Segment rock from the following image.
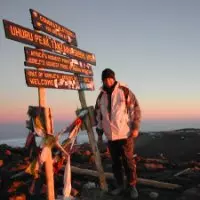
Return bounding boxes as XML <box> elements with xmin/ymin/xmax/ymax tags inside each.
<box><xmin>8</xmin><ymin>181</ymin><xmax>25</xmax><ymax>193</ymax></box>
<box><xmin>84</xmin><ymin>150</ymin><xmax>91</xmax><ymax>156</ymax></box>
<box><xmin>89</xmin><ymin>155</ymin><xmax>95</xmax><ymax>164</ymax></box>
<box><xmin>5</xmin><ymin>149</ymin><xmax>12</xmax><ymax>156</ymax></box>
<box><xmin>0</xmin><ymin>159</ymin><xmax>4</xmax><ymax>167</ymax></box>
<box><xmin>144</xmin><ymin>163</ymin><xmax>165</xmax><ymax>171</ymax></box>
<box><xmin>9</xmin><ymin>193</ymin><xmax>26</xmax><ymax>200</ymax></box>
<box><xmin>149</xmin><ymin>191</ymin><xmax>159</xmax><ymax>199</ymax></box>
<box><xmin>71</xmin><ymin>188</ymin><xmax>79</xmax><ymax>196</ymax></box>
<box><xmin>177</xmin><ymin>187</ymin><xmax>200</xmax><ymax>200</ymax></box>
<box><xmin>83</xmin><ymin>181</ymin><xmax>96</xmax><ymax>189</ymax></box>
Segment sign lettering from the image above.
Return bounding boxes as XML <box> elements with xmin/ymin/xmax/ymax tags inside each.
<box><xmin>30</xmin><ymin>9</ymin><xmax>77</xmax><ymax>46</ymax></box>
<box><xmin>25</xmin><ymin>69</ymin><xmax>94</xmax><ymax>90</ymax></box>
<box><xmin>3</xmin><ymin>20</ymin><xmax>96</xmax><ymax>65</ymax></box>
<box><xmin>24</xmin><ymin>47</ymin><xmax>93</xmax><ymax>76</ymax></box>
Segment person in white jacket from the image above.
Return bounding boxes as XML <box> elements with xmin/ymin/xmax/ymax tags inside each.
<box><xmin>95</xmin><ymin>68</ymin><xmax>141</xmax><ymax>199</ymax></box>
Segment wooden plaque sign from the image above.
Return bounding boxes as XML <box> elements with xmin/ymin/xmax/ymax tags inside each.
<box><xmin>25</xmin><ymin>69</ymin><xmax>94</xmax><ymax>90</ymax></box>
<box><xmin>78</xmin><ymin>76</ymin><xmax>95</xmax><ymax>90</ymax></box>
<box><xmin>3</xmin><ymin>20</ymin><xmax>96</xmax><ymax>65</ymax></box>
<box><xmin>24</xmin><ymin>47</ymin><xmax>93</xmax><ymax>76</ymax></box>
<box><xmin>30</xmin><ymin>9</ymin><xmax>77</xmax><ymax>46</ymax></box>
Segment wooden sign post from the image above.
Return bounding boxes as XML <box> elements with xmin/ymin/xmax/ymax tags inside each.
<box><xmin>78</xmin><ymin>89</ymin><xmax>108</xmax><ymax>191</ymax></box>
<box><xmin>37</xmin><ymin>56</ymin><xmax>55</xmax><ymax>200</ymax></box>
<box><xmin>43</xmin><ymin>105</ymin><xmax>55</xmax><ymax>200</ymax></box>
<box><xmin>3</xmin><ymin>8</ymin><xmax>108</xmax><ymax>199</ymax></box>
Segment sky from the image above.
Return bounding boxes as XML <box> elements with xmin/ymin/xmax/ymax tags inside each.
<box><xmin>0</xmin><ymin>0</ymin><xmax>200</xmax><ymax>138</ymax></box>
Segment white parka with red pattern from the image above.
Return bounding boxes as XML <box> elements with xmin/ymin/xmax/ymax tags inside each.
<box><xmin>95</xmin><ymin>82</ymin><xmax>141</xmax><ymax>141</ymax></box>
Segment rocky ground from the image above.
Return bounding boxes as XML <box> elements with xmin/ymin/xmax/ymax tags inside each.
<box><xmin>0</xmin><ymin>128</ymin><xmax>200</xmax><ymax>200</ymax></box>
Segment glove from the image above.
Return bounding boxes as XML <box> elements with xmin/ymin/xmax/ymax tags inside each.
<box><xmin>129</xmin><ymin>129</ymin><xmax>139</xmax><ymax>138</ymax></box>
<box><xmin>96</xmin><ymin>128</ymin><xmax>104</xmax><ymax>136</ymax></box>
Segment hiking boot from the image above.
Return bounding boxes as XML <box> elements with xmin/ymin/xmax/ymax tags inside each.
<box><xmin>110</xmin><ymin>186</ymin><xmax>124</xmax><ymax>196</ymax></box>
<box><xmin>130</xmin><ymin>186</ymin><xmax>138</xmax><ymax>199</ymax></box>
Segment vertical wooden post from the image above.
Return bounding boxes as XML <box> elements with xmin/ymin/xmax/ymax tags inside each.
<box><xmin>35</xmin><ymin>19</ymin><xmax>55</xmax><ymax>196</ymax></box>
<box><xmin>38</xmin><ymin>87</ymin><xmax>55</xmax><ymax>200</ymax></box>
<box><xmin>38</xmin><ymin>88</ymin><xmax>46</xmax><ymax>107</ymax></box>
<box><xmin>78</xmin><ymin>90</ymin><xmax>108</xmax><ymax>191</ymax></box>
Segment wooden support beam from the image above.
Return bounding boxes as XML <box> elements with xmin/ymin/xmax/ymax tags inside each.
<box><xmin>174</xmin><ymin>168</ymin><xmax>191</xmax><ymax>177</ymax></box>
<box><xmin>77</xmin><ymin>90</ymin><xmax>108</xmax><ymax>191</ymax></box>
<box><xmin>11</xmin><ymin>165</ymin><xmax>182</xmax><ymax>190</ymax></box>
<box><xmin>71</xmin><ymin>166</ymin><xmax>182</xmax><ymax>190</ymax></box>
<box><xmin>38</xmin><ymin>63</ymin><xmax>55</xmax><ymax>199</ymax></box>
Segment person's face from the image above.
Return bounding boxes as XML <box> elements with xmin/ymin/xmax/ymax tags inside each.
<box><xmin>103</xmin><ymin>78</ymin><xmax>115</xmax><ymax>88</ymax></box>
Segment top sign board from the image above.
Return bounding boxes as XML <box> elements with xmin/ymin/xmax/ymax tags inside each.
<box><xmin>3</xmin><ymin>20</ymin><xmax>96</xmax><ymax>65</ymax></box>
<box><xmin>30</xmin><ymin>9</ymin><xmax>77</xmax><ymax>46</ymax></box>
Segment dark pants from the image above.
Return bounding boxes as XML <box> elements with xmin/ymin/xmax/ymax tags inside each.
<box><xmin>108</xmin><ymin>137</ymin><xmax>137</xmax><ymax>187</ymax></box>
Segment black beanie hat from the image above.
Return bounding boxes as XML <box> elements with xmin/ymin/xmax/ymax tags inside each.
<box><xmin>101</xmin><ymin>68</ymin><xmax>115</xmax><ymax>81</ymax></box>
